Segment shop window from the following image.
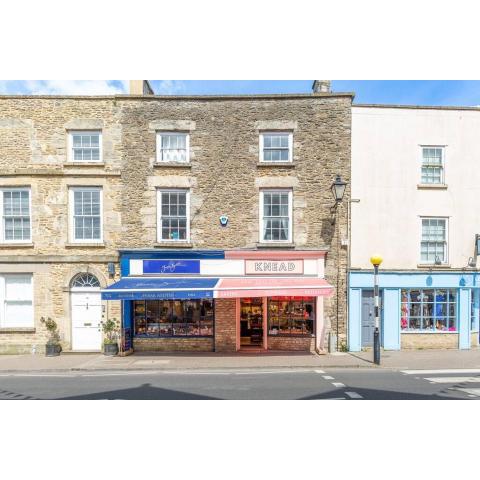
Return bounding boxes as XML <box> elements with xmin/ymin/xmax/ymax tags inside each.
<box><xmin>421</xmin><ymin>146</ymin><xmax>444</xmax><ymax>184</ymax></box>
<box><xmin>260</xmin><ymin>190</ymin><xmax>292</xmax><ymax>243</ymax></box>
<box><xmin>157</xmin><ymin>189</ymin><xmax>190</xmax><ymax>242</ymax></box>
<box><xmin>471</xmin><ymin>291</ymin><xmax>478</xmax><ymax>331</ymax></box>
<box><xmin>420</xmin><ymin>218</ymin><xmax>447</xmax><ymax>264</ymax></box>
<box><xmin>133</xmin><ymin>299</ymin><xmax>214</xmax><ymax>337</ymax></box>
<box><xmin>69</xmin><ymin>187</ymin><xmax>103</xmax><ymax>242</ymax></box>
<box><xmin>0</xmin><ymin>188</ymin><xmax>31</xmax><ymax>243</ymax></box>
<box><xmin>259</xmin><ymin>132</ymin><xmax>293</xmax><ymax>162</ymax></box>
<box><xmin>156</xmin><ymin>132</ymin><xmax>189</xmax><ymax>163</ymax></box>
<box><xmin>69</xmin><ymin>131</ymin><xmax>102</xmax><ymax>162</ymax></box>
<box><xmin>400</xmin><ymin>289</ymin><xmax>457</xmax><ymax>332</ymax></box>
<box><xmin>268</xmin><ymin>297</ymin><xmax>315</xmax><ymax>336</ymax></box>
<box><xmin>0</xmin><ymin>274</ymin><xmax>34</xmax><ymax>328</ymax></box>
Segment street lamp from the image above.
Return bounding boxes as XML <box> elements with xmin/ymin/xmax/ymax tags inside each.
<box><xmin>331</xmin><ymin>175</ymin><xmax>347</xmax><ymax>203</ymax></box>
<box><xmin>370</xmin><ymin>255</ymin><xmax>383</xmax><ymax>365</ymax></box>
<box><xmin>330</xmin><ymin>175</ymin><xmax>347</xmax><ymax>352</ymax></box>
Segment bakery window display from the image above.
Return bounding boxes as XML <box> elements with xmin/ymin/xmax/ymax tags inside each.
<box><xmin>134</xmin><ymin>299</ymin><xmax>215</xmax><ymax>337</ymax></box>
<box><xmin>268</xmin><ymin>297</ymin><xmax>315</xmax><ymax>336</ymax></box>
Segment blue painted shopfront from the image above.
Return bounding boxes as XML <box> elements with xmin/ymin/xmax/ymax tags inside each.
<box><xmin>116</xmin><ymin>250</ymin><xmax>226</xmax><ymax>351</ymax></box>
<box><xmin>348</xmin><ymin>271</ymin><xmax>480</xmax><ymax>351</ymax></box>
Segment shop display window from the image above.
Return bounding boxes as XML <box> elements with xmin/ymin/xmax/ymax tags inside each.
<box><xmin>400</xmin><ymin>289</ymin><xmax>457</xmax><ymax>332</ymax></box>
<box><xmin>268</xmin><ymin>297</ymin><xmax>315</xmax><ymax>336</ymax></box>
<box><xmin>134</xmin><ymin>299</ymin><xmax>214</xmax><ymax>337</ymax></box>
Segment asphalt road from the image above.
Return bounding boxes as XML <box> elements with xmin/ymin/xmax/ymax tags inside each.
<box><xmin>1</xmin><ymin>367</ymin><xmax>480</xmax><ymax>400</ymax></box>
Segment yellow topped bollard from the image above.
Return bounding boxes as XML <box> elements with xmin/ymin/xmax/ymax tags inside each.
<box><xmin>370</xmin><ymin>255</ymin><xmax>383</xmax><ymax>267</ymax></box>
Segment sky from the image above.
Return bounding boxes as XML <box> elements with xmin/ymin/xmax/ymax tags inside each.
<box><xmin>0</xmin><ymin>80</ymin><xmax>479</xmax><ymax>106</ymax></box>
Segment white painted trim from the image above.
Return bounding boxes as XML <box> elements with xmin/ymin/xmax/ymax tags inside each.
<box><xmin>67</xmin><ymin>130</ymin><xmax>103</xmax><ymax>163</ymax></box>
<box><xmin>68</xmin><ymin>186</ymin><xmax>104</xmax><ymax>244</ymax></box>
<box><xmin>259</xmin><ymin>131</ymin><xmax>293</xmax><ymax>163</ymax></box>
<box><xmin>259</xmin><ymin>189</ymin><xmax>293</xmax><ymax>244</ymax></box>
<box><xmin>0</xmin><ymin>273</ymin><xmax>34</xmax><ymax>328</ymax></box>
<box><xmin>156</xmin><ymin>132</ymin><xmax>190</xmax><ymax>163</ymax></box>
<box><xmin>419</xmin><ymin>216</ymin><xmax>449</xmax><ymax>265</ymax></box>
<box><xmin>156</xmin><ymin>188</ymin><xmax>191</xmax><ymax>243</ymax></box>
<box><xmin>419</xmin><ymin>145</ymin><xmax>445</xmax><ymax>185</ymax></box>
<box><xmin>0</xmin><ymin>187</ymin><xmax>32</xmax><ymax>243</ymax></box>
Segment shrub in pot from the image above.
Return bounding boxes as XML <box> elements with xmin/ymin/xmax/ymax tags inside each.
<box><xmin>100</xmin><ymin>318</ymin><xmax>120</xmax><ymax>356</ymax></box>
<box><xmin>41</xmin><ymin>317</ymin><xmax>62</xmax><ymax>357</ymax></box>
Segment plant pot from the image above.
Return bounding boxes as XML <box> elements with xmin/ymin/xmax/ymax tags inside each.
<box><xmin>103</xmin><ymin>343</ymin><xmax>119</xmax><ymax>356</ymax></box>
<box><xmin>45</xmin><ymin>344</ymin><xmax>62</xmax><ymax>357</ymax></box>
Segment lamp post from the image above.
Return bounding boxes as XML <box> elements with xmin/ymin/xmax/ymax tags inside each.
<box><xmin>331</xmin><ymin>175</ymin><xmax>347</xmax><ymax>351</ymax></box>
<box><xmin>370</xmin><ymin>255</ymin><xmax>383</xmax><ymax>365</ymax></box>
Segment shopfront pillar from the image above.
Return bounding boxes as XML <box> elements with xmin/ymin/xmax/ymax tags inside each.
<box><xmin>458</xmin><ymin>288</ymin><xmax>471</xmax><ymax>350</ymax></box>
<box><xmin>314</xmin><ymin>296</ymin><xmax>325</xmax><ymax>351</ymax></box>
<box><xmin>382</xmin><ymin>288</ymin><xmax>401</xmax><ymax>350</ymax></box>
<box><xmin>347</xmin><ymin>288</ymin><xmax>362</xmax><ymax>352</ymax></box>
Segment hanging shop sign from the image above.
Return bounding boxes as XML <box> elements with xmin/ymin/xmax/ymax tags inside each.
<box><xmin>143</xmin><ymin>260</ymin><xmax>201</xmax><ymax>274</ymax></box>
<box><xmin>245</xmin><ymin>259</ymin><xmax>304</xmax><ymax>275</ymax></box>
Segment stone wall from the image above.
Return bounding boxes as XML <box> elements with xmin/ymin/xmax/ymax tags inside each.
<box><xmin>401</xmin><ymin>333</ymin><xmax>459</xmax><ymax>349</ymax></box>
<box><xmin>118</xmin><ymin>94</ymin><xmax>352</xmax><ymax>344</ymax></box>
<box><xmin>0</xmin><ymin>97</ymin><xmax>123</xmax><ymax>352</ymax></box>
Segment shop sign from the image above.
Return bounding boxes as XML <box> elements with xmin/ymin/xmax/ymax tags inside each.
<box><xmin>245</xmin><ymin>259</ymin><xmax>303</xmax><ymax>275</ymax></box>
<box><xmin>143</xmin><ymin>260</ymin><xmax>200</xmax><ymax>274</ymax></box>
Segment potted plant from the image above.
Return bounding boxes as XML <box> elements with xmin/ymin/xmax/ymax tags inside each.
<box><xmin>100</xmin><ymin>317</ymin><xmax>120</xmax><ymax>356</ymax></box>
<box><xmin>40</xmin><ymin>317</ymin><xmax>62</xmax><ymax>357</ymax></box>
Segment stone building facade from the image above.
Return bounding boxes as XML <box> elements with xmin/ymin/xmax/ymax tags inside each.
<box><xmin>0</xmin><ymin>97</ymin><xmax>123</xmax><ymax>353</ymax></box>
<box><xmin>0</xmin><ymin>86</ymin><xmax>352</xmax><ymax>354</ymax></box>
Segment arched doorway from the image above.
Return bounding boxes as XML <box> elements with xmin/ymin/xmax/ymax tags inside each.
<box><xmin>70</xmin><ymin>273</ymin><xmax>102</xmax><ymax>351</ymax></box>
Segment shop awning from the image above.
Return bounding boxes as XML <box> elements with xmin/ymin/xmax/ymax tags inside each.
<box><xmin>102</xmin><ymin>277</ymin><xmax>334</xmax><ymax>300</ymax></box>
<box><xmin>214</xmin><ymin>277</ymin><xmax>334</xmax><ymax>298</ymax></box>
<box><xmin>101</xmin><ymin>277</ymin><xmax>218</xmax><ymax>300</ymax></box>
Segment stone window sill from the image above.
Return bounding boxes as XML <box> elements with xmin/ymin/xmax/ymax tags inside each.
<box><xmin>257</xmin><ymin>162</ymin><xmax>295</xmax><ymax>168</ymax></box>
<box><xmin>154</xmin><ymin>162</ymin><xmax>192</xmax><ymax>168</ymax></box>
<box><xmin>256</xmin><ymin>242</ymin><xmax>296</xmax><ymax>249</ymax></box>
<box><xmin>64</xmin><ymin>162</ymin><xmax>105</xmax><ymax>167</ymax></box>
<box><xmin>417</xmin><ymin>184</ymin><xmax>448</xmax><ymax>190</ymax></box>
<box><xmin>153</xmin><ymin>242</ymin><xmax>194</xmax><ymax>249</ymax></box>
<box><xmin>65</xmin><ymin>242</ymin><xmax>106</xmax><ymax>248</ymax></box>
<box><xmin>417</xmin><ymin>264</ymin><xmax>451</xmax><ymax>269</ymax></box>
<box><xmin>0</xmin><ymin>242</ymin><xmax>34</xmax><ymax>248</ymax></box>
<box><xmin>0</xmin><ymin>328</ymin><xmax>36</xmax><ymax>334</ymax></box>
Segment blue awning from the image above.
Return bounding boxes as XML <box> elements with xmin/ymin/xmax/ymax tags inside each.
<box><xmin>101</xmin><ymin>277</ymin><xmax>218</xmax><ymax>300</ymax></box>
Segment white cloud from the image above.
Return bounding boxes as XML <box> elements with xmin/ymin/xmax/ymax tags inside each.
<box><xmin>0</xmin><ymin>80</ymin><xmax>128</xmax><ymax>95</ymax></box>
<box><xmin>154</xmin><ymin>80</ymin><xmax>186</xmax><ymax>95</ymax></box>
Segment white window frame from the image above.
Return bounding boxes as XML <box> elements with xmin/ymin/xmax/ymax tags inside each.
<box><xmin>259</xmin><ymin>131</ymin><xmax>293</xmax><ymax>163</ymax></box>
<box><xmin>420</xmin><ymin>216</ymin><xmax>448</xmax><ymax>265</ymax></box>
<box><xmin>259</xmin><ymin>189</ymin><xmax>293</xmax><ymax>244</ymax></box>
<box><xmin>156</xmin><ymin>132</ymin><xmax>190</xmax><ymax>163</ymax></box>
<box><xmin>69</xmin><ymin>187</ymin><xmax>104</xmax><ymax>244</ymax></box>
<box><xmin>0</xmin><ymin>274</ymin><xmax>34</xmax><ymax>329</ymax></box>
<box><xmin>68</xmin><ymin>130</ymin><xmax>103</xmax><ymax>163</ymax></box>
<box><xmin>157</xmin><ymin>189</ymin><xmax>191</xmax><ymax>243</ymax></box>
<box><xmin>0</xmin><ymin>187</ymin><xmax>32</xmax><ymax>244</ymax></box>
<box><xmin>420</xmin><ymin>145</ymin><xmax>445</xmax><ymax>185</ymax></box>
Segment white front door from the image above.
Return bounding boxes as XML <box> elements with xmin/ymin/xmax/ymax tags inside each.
<box><xmin>71</xmin><ymin>290</ymin><xmax>102</xmax><ymax>351</ymax></box>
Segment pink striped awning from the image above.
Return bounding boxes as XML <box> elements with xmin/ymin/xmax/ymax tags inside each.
<box><xmin>214</xmin><ymin>277</ymin><xmax>334</xmax><ymax>298</ymax></box>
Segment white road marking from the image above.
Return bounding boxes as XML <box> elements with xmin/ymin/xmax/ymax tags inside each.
<box><xmin>452</xmin><ymin>388</ymin><xmax>480</xmax><ymax>397</ymax></box>
<box><xmin>402</xmin><ymin>369</ymin><xmax>480</xmax><ymax>375</ymax></box>
<box><xmin>323</xmin><ymin>397</ymin><xmax>346</xmax><ymax>400</ymax></box>
<box><xmin>322</xmin><ymin>375</ymin><xmax>334</xmax><ymax>380</ymax></box>
<box><xmin>345</xmin><ymin>391</ymin><xmax>363</xmax><ymax>399</ymax></box>
<box><xmin>425</xmin><ymin>377</ymin><xmax>480</xmax><ymax>384</ymax></box>
<box><xmin>314</xmin><ymin>369</ymin><xmax>325</xmax><ymax>374</ymax></box>
<box><xmin>332</xmin><ymin>382</ymin><xmax>345</xmax><ymax>388</ymax></box>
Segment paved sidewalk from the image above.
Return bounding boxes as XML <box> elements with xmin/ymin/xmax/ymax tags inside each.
<box><xmin>0</xmin><ymin>348</ymin><xmax>479</xmax><ymax>373</ymax></box>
